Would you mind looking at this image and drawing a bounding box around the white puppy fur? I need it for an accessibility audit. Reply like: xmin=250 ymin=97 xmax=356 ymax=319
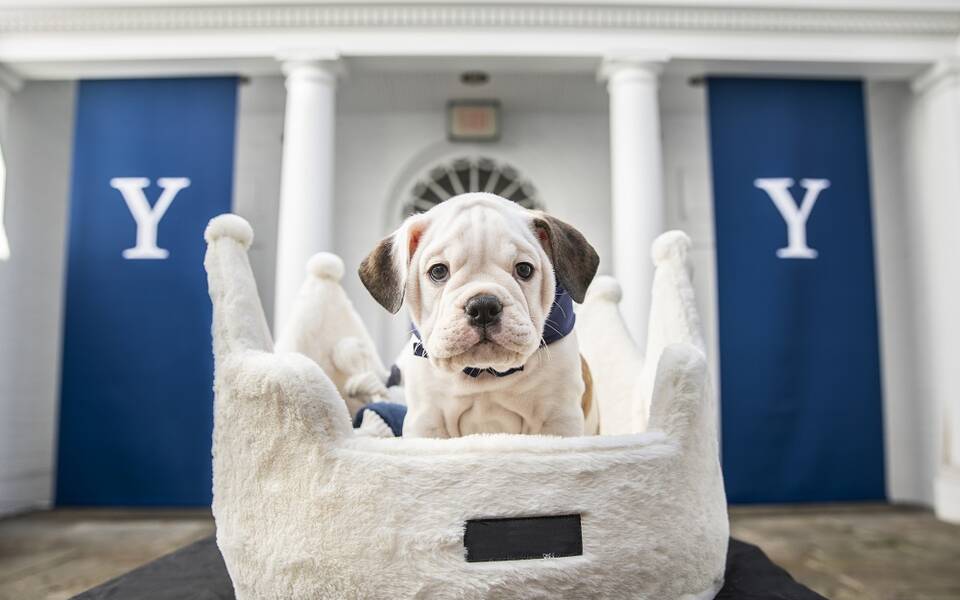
xmin=359 ymin=193 xmax=599 ymax=438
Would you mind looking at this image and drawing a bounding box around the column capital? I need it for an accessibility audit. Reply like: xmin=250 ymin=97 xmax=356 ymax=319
xmin=598 ymin=51 xmax=669 ymax=85
xmin=912 ymin=57 xmax=960 ymax=96
xmin=0 ymin=64 xmax=23 ymax=97
xmin=277 ymin=50 xmax=344 ymax=84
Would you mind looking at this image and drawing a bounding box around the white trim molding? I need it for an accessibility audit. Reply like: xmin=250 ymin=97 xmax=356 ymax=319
xmin=0 ymin=3 xmax=958 ymax=80
xmin=0 ymin=4 xmax=958 ymax=36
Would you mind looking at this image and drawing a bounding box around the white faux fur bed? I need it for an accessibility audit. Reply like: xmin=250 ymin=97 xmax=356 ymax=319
xmin=204 ymin=214 xmax=728 ymax=600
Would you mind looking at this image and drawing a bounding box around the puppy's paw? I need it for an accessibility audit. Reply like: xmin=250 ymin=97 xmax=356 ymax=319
xmin=354 ymin=410 xmax=394 ymax=438
xmin=344 ymin=370 xmax=389 ymax=404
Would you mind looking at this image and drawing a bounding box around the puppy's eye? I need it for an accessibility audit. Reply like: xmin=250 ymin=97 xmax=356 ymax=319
xmin=515 ymin=262 xmax=534 ymax=281
xmin=428 ymin=263 xmax=449 ymax=283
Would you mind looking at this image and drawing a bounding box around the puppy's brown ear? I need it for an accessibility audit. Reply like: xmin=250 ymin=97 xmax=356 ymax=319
xmin=359 ymin=236 xmax=404 ymax=313
xmin=359 ymin=216 xmax=428 ymax=314
xmin=531 ymin=212 xmax=599 ymax=303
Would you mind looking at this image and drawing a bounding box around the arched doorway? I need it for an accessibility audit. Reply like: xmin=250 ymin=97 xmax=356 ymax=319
xmin=401 ymin=156 xmax=542 ymax=217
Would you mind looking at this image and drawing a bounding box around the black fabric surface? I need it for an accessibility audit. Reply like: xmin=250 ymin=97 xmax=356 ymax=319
xmin=72 ymin=536 xmax=233 ymax=600
xmin=716 ymin=539 xmax=828 ymax=599
xmin=74 ymin=536 xmax=827 ymax=599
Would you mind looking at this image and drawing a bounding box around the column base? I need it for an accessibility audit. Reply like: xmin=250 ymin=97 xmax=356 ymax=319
xmin=935 ymin=465 xmax=960 ymax=523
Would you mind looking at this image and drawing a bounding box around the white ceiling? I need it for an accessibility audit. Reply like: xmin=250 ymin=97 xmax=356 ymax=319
xmin=330 ymin=68 xmax=719 ymax=115
xmin=339 ymin=70 xmax=607 ymax=113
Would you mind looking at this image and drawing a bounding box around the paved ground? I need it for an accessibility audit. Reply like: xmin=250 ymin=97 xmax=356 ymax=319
xmin=730 ymin=504 xmax=960 ymax=600
xmin=0 ymin=509 xmax=214 ymax=600
xmin=0 ymin=504 xmax=958 ymax=599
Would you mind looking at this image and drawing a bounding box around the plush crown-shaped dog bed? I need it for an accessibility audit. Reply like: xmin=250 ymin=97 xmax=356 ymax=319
xmin=204 ymin=214 xmax=728 ymax=600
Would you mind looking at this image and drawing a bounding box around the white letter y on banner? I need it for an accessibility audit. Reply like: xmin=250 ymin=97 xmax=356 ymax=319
xmin=754 ymin=177 xmax=830 ymax=259
xmin=111 ymin=177 xmax=190 ymax=259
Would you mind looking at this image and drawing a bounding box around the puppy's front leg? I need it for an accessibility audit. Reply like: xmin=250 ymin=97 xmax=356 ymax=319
xmin=539 ymin=407 xmax=586 ymax=437
xmin=402 ymin=405 xmax=450 ymax=438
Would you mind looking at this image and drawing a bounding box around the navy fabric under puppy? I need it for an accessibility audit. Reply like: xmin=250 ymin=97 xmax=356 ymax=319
xmin=352 ymin=284 xmax=577 ymax=437
xmin=353 ymin=402 xmax=408 ymax=437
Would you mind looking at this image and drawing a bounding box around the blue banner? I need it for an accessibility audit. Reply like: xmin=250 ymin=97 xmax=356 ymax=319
xmin=57 ymin=78 xmax=237 ymax=505
xmin=707 ymin=78 xmax=885 ymax=503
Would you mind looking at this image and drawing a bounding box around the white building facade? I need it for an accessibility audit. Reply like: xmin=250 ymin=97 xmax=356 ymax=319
xmin=0 ymin=0 xmax=959 ymax=520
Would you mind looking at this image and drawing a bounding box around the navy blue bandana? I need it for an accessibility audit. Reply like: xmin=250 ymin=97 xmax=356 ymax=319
xmin=412 ymin=284 xmax=576 ymax=378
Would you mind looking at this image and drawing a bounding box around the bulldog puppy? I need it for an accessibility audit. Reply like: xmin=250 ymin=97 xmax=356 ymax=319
xmin=359 ymin=192 xmax=599 ymax=438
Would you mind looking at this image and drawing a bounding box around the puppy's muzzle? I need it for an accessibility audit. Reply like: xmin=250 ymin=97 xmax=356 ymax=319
xmin=465 ymin=294 xmax=502 ymax=328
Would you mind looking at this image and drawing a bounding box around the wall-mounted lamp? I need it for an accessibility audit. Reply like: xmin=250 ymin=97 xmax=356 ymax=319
xmin=460 ymin=71 xmax=490 ymax=86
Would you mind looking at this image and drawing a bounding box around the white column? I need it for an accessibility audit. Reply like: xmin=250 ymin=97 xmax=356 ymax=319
xmin=0 ymin=65 xmax=22 ymax=261
xmin=273 ymin=56 xmax=340 ymax=333
xmin=600 ymin=55 xmax=667 ymax=350
xmin=910 ymin=59 xmax=960 ymax=523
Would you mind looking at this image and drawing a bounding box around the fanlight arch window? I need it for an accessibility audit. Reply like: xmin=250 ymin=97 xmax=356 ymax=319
xmin=403 ymin=157 xmax=542 ymax=217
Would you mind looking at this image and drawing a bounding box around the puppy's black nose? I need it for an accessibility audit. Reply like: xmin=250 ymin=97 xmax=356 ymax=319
xmin=465 ymin=295 xmax=502 ymax=327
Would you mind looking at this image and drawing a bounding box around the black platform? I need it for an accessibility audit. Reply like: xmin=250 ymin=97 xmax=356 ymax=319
xmin=73 ymin=535 xmax=826 ymax=599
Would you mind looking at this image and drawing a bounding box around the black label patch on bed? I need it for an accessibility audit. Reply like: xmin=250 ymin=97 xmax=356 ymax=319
xmin=464 ymin=514 xmax=583 ymax=562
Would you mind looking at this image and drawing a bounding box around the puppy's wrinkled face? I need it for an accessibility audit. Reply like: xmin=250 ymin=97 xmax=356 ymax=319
xmin=360 ymin=193 xmax=599 ymax=374
xmin=411 ymin=199 xmax=554 ymax=372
